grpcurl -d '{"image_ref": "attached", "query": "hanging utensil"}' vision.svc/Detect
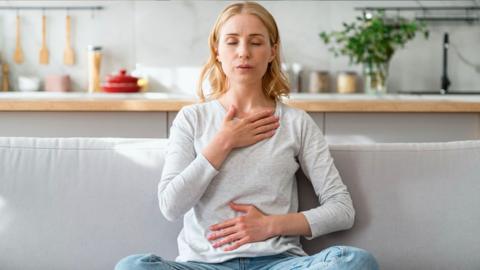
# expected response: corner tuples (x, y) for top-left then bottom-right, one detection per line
(13, 15), (24, 64)
(2, 62), (10, 91)
(39, 14), (49, 65)
(63, 15), (75, 65)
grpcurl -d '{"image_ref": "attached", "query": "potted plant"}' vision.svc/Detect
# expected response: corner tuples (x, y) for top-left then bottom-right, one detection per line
(320, 11), (429, 94)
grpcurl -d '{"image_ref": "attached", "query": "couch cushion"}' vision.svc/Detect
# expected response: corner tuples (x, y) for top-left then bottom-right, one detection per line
(299, 140), (480, 270)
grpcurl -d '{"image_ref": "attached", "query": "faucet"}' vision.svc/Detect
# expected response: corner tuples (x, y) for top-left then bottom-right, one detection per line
(441, 32), (451, 94)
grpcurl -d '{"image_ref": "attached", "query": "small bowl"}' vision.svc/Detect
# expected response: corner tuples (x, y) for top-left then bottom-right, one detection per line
(18, 76), (41, 92)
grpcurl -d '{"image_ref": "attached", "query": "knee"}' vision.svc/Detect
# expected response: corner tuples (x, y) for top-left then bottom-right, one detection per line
(341, 246), (379, 270)
(311, 246), (379, 270)
(114, 253), (166, 270)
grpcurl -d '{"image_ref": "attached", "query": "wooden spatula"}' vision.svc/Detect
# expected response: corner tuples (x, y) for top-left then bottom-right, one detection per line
(13, 15), (24, 64)
(63, 15), (75, 65)
(39, 15), (49, 65)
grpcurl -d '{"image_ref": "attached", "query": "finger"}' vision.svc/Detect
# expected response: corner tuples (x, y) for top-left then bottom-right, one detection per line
(229, 202), (251, 213)
(212, 232), (243, 248)
(224, 105), (236, 122)
(245, 109), (274, 123)
(254, 130), (276, 142)
(207, 226), (237, 241)
(223, 237), (250, 252)
(251, 115), (279, 129)
(253, 122), (279, 135)
(209, 218), (237, 231)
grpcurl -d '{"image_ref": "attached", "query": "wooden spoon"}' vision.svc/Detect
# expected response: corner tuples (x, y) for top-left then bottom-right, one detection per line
(39, 15), (49, 65)
(13, 15), (24, 64)
(63, 15), (75, 65)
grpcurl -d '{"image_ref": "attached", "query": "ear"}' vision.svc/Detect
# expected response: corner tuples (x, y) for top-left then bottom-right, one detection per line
(215, 47), (221, 62)
(269, 43), (278, 63)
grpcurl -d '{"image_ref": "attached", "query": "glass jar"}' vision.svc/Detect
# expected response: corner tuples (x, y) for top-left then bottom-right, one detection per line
(363, 61), (389, 95)
(87, 46), (102, 93)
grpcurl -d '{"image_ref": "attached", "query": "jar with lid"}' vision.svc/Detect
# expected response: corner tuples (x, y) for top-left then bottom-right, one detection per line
(336, 71), (357, 94)
(87, 46), (102, 93)
(309, 71), (329, 93)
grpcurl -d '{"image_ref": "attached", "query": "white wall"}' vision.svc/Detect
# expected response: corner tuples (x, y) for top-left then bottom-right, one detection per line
(0, 0), (479, 93)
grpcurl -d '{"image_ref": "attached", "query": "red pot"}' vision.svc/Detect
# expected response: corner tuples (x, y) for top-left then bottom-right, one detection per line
(102, 69), (141, 93)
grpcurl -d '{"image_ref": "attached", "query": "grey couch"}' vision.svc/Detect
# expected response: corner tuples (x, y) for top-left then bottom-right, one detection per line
(1, 137), (479, 270)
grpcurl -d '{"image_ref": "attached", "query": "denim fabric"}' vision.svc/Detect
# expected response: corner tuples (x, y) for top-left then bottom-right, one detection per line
(115, 246), (379, 270)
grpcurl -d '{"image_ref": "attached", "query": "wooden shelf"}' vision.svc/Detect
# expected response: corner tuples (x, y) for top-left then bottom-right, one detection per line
(1, 92), (480, 112)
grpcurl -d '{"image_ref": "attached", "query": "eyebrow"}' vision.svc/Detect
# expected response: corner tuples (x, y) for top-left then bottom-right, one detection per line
(225, 33), (265, 38)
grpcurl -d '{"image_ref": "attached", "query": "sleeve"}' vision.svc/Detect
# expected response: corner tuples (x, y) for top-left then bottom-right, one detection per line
(297, 111), (355, 239)
(158, 107), (219, 221)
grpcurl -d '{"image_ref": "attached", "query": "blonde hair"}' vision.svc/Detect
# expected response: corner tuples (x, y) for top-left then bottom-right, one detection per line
(196, 1), (290, 102)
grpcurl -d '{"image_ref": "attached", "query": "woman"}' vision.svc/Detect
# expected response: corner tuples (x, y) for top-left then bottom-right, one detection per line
(116, 1), (378, 269)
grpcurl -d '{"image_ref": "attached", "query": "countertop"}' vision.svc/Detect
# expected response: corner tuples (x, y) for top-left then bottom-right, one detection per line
(1, 92), (480, 112)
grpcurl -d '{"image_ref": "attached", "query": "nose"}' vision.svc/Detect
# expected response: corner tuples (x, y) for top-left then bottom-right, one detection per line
(237, 42), (250, 59)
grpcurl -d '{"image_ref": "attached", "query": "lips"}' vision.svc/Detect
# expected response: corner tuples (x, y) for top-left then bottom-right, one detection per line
(237, 64), (253, 69)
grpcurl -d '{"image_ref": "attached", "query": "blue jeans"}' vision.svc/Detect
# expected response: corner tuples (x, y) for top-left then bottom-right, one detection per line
(115, 246), (379, 270)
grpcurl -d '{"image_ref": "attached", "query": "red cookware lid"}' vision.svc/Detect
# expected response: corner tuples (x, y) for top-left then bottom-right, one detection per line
(106, 69), (139, 84)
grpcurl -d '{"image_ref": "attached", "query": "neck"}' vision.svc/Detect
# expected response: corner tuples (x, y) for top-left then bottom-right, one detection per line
(220, 82), (275, 115)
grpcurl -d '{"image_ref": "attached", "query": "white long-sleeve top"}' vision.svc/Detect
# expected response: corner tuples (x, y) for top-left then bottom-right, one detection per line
(158, 99), (354, 263)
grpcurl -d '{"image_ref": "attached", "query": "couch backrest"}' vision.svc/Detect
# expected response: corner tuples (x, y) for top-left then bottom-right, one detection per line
(1, 138), (479, 270)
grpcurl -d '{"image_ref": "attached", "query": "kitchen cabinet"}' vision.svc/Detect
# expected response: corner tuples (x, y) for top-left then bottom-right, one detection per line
(324, 113), (479, 143)
(0, 112), (168, 138)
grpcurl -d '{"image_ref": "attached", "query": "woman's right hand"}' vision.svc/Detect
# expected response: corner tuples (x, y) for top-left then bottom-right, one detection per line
(219, 105), (280, 150)
(202, 105), (279, 170)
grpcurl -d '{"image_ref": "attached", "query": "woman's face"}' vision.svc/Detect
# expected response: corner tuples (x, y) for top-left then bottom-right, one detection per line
(216, 13), (276, 86)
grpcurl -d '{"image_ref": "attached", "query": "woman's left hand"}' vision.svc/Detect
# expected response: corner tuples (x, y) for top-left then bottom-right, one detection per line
(208, 202), (274, 251)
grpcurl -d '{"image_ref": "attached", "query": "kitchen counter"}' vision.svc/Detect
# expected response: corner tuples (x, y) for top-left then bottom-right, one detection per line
(1, 92), (480, 112)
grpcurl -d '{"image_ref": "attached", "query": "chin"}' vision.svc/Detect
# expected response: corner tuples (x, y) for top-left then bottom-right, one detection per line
(231, 76), (263, 85)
